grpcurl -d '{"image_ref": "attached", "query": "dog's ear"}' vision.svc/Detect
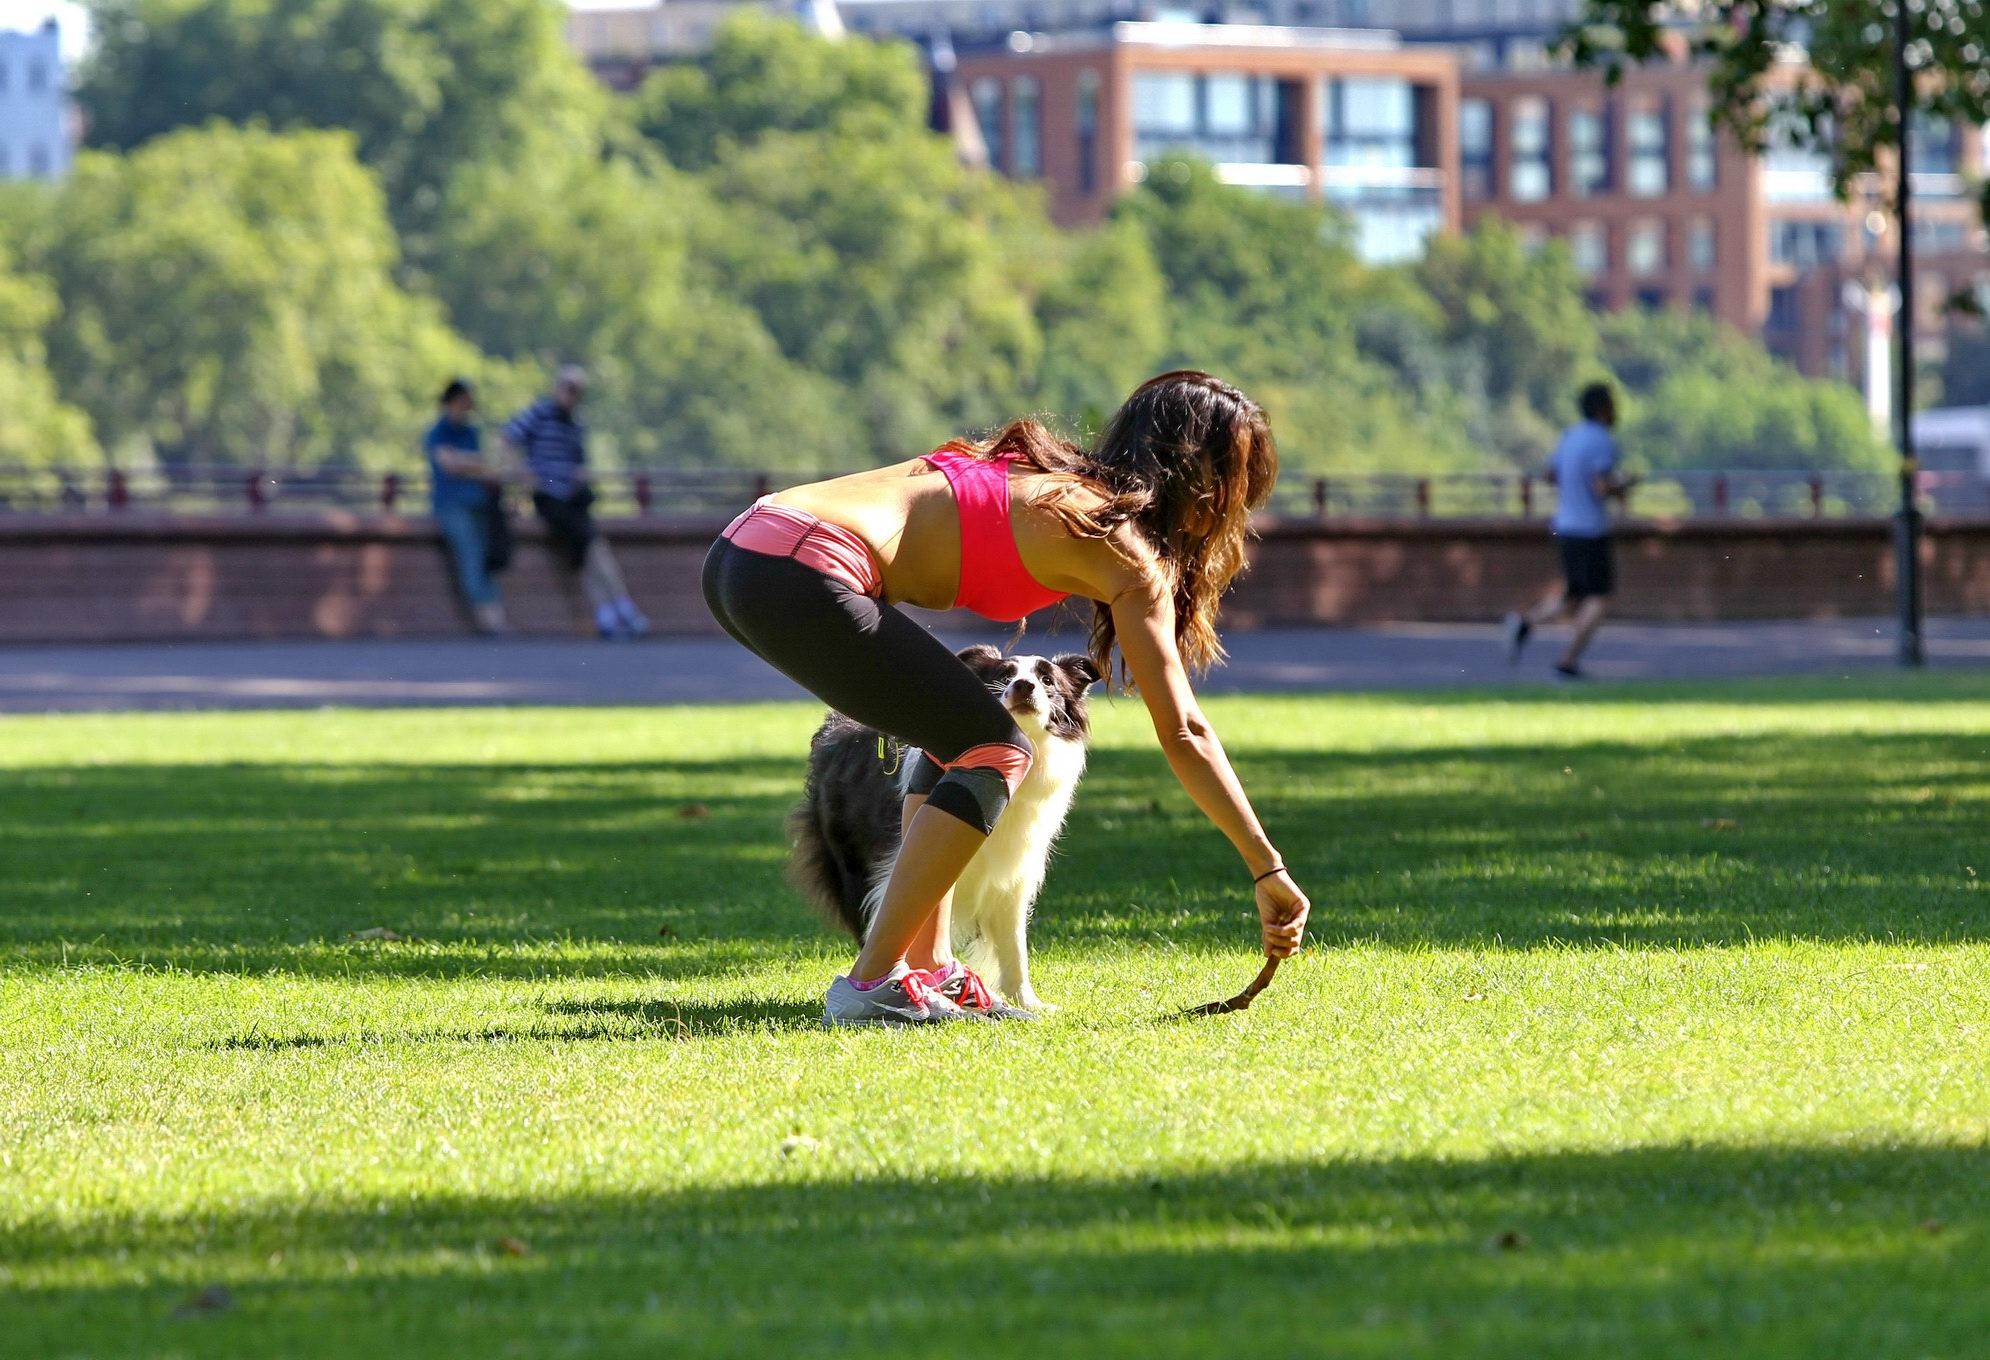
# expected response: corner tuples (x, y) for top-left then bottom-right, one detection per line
(1053, 653), (1102, 689)
(956, 644), (1004, 671)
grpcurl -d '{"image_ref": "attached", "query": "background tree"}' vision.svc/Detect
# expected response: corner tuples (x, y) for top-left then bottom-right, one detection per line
(76, 0), (607, 235)
(20, 124), (493, 472)
(634, 11), (928, 171)
(1599, 309), (1890, 471)
(1029, 219), (1169, 435)
(0, 246), (98, 469)
(1414, 221), (1605, 466)
(429, 151), (861, 471)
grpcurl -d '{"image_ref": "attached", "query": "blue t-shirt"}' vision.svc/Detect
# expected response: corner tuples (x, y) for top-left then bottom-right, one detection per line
(424, 416), (486, 512)
(1549, 420), (1619, 538)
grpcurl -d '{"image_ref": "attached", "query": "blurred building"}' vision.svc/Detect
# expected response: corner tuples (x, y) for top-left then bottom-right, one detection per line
(0, 20), (71, 180)
(1459, 47), (1989, 390)
(949, 21), (1460, 263)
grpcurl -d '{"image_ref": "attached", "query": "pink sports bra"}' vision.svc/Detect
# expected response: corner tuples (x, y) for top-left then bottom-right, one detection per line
(923, 449), (1070, 623)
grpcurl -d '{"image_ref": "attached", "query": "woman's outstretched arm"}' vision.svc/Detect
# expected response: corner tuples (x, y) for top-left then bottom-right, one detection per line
(1111, 582), (1309, 957)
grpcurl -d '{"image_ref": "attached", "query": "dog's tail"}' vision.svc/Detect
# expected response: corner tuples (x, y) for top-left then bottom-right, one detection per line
(784, 796), (870, 939)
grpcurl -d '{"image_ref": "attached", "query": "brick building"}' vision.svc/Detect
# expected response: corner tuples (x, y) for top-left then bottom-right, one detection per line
(1458, 50), (1990, 382)
(949, 21), (1461, 263)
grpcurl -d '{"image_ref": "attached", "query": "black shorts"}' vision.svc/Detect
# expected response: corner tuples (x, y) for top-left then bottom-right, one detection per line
(1558, 534), (1615, 600)
(532, 488), (596, 570)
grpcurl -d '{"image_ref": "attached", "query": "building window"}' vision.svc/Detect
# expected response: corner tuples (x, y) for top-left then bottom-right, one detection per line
(1768, 284), (1800, 330)
(1912, 113), (1962, 194)
(1628, 99), (1669, 197)
(1686, 218), (1716, 271)
(1686, 98), (1717, 191)
(1133, 72), (1196, 139)
(1693, 285), (1716, 312)
(1626, 220), (1665, 276)
(1569, 106), (1611, 197)
(1012, 76), (1041, 178)
(1323, 76), (1417, 169)
(1636, 286), (1667, 310)
(1134, 73), (1279, 166)
(1769, 219), (1844, 267)
(971, 78), (1005, 172)
(26, 60), (45, 93)
(1460, 97), (1494, 199)
(1510, 96), (1552, 202)
(1568, 221), (1607, 276)
(1764, 100), (1833, 202)
(1075, 71), (1100, 195)
(0, 61), (9, 94)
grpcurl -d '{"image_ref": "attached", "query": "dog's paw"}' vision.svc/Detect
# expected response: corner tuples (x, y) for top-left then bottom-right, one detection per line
(1018, 993), (1056, 1015)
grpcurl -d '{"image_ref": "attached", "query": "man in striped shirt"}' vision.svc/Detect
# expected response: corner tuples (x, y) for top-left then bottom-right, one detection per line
(502, 365), (650, 639)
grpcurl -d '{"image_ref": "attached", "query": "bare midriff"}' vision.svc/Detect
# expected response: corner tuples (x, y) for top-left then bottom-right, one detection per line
(768, 458), (1100, 613)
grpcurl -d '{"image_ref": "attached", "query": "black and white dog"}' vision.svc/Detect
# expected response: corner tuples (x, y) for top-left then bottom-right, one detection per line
(786, 645), (1099, 1011)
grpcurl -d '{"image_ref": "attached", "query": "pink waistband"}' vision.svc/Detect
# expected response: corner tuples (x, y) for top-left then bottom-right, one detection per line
(721, 499), (883, 597)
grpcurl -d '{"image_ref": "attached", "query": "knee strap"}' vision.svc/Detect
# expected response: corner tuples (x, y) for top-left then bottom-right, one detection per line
(922, 740), (1032, 835)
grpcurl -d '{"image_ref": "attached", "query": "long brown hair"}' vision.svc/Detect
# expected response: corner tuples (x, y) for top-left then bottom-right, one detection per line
(937, 371), (1278, 682)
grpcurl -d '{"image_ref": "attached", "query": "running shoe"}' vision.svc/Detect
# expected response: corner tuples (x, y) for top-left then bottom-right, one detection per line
(927, 962), (1038, 1022)
(1503, 612), (1531, 664)
(822, 962), (972, 1028)
(1554, 661), (1584, 681)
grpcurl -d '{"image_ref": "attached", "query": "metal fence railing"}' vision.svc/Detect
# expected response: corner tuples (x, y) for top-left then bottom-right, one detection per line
(2, 463), (1986, 521)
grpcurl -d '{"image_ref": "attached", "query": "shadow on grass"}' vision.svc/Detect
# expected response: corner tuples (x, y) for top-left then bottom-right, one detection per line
(8, 1142), (1988, 1356)
(207, 997), (823, 1051)
(3, 717), (1986, 978)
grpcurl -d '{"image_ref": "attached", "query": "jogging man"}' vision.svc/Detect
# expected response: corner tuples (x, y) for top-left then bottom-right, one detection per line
(1504, 382), (1636, 679)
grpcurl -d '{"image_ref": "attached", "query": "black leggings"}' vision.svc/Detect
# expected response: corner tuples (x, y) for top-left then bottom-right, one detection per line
(702, 537), (1032, 834)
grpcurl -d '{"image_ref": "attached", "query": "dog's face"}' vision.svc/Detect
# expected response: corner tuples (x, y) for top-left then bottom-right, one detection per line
(957, 646), (1101, 742)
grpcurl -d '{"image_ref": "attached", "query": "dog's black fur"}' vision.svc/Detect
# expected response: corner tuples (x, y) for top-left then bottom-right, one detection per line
(786, 645), (1098, 937)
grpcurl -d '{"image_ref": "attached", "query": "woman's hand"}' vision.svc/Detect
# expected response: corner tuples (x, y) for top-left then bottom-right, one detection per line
(1255, 869), (1310, 959)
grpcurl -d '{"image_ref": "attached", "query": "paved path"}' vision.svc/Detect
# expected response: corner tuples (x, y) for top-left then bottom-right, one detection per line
(2, 617), (1987, 714)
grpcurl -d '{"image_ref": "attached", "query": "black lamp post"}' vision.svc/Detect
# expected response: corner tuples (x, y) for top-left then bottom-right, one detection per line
(1894, 0), (1926, 667)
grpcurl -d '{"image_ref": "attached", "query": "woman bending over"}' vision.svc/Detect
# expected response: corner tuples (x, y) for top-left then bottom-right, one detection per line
(703, 371), (1311, 1026)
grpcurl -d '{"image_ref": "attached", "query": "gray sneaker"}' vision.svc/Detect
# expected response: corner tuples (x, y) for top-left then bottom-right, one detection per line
(933, 964), (1038, 1021)
(822, 962), (972, 1028)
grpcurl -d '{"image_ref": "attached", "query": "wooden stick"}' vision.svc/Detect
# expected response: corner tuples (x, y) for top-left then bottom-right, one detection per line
(1181, 956), (1281, 1017)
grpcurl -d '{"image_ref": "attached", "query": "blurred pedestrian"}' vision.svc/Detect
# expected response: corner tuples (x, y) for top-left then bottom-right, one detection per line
(501, 365), (650, 639)
(1504, 382), (1638, 679)
(425, 378), (510, 636)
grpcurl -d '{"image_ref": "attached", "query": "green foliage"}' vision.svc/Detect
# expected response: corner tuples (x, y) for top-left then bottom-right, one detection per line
(1599, 308), (1891, 471)
(1416, 222), (1604, 464)
(635, 10), (929, 171)
(76, 0), (607, 233)
(701, 125), (1048, 454)
(1030, 219), (1169, 434)
(427, 150), (861, 471)
(0, 243), (97, 468)
(22, 124), (488, 471)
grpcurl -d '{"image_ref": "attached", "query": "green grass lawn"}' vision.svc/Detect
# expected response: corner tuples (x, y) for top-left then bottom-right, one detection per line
(4, 676), (1990, 1358)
